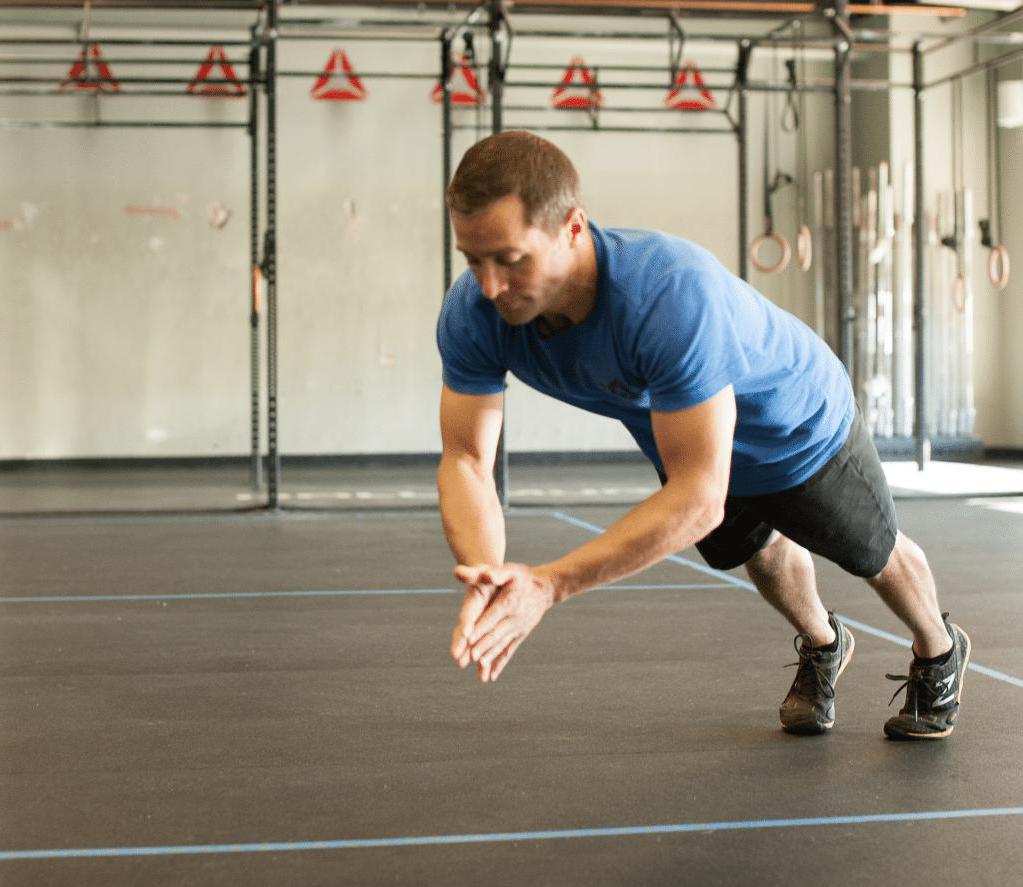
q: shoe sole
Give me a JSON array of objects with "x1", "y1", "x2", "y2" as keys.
[
  {"x1": 781, "y1": 628, "x2": 855, "y2": 735},
  {"x1": 883, "y1": 626, "x2": 971, "y2": 741}
]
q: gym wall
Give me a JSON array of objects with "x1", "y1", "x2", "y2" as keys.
[{"x1": 1, "y1": 11, "x2": 1018, "y2": 460}]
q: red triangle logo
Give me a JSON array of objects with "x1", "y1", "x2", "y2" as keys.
[
  {"x1": 60, "y1": 44, "x2": 119, "y2": 92},
  {"x1": 311, "y1": 49, "x2": 367, "y2": 102},
  {"x1": 664, "y1": 63, "x2": 716, "y2": 111},
  {"x1": 552, "y1": 57, "x2": 603, "y2": 110},
  {"x1": 187, "y1": 45, "x2": 245, "y2": 98},
  {"x1": 431, "y1": 56, "x2": 484, "y2": 106}
]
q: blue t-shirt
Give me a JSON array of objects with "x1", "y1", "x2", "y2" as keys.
[{"x1": 436, "y1": 222, "x2": 854, "y2": 496}]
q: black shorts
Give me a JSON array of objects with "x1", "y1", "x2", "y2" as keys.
[{"x1": 659, "y1": 407, "x2": 899, "y2": 578}]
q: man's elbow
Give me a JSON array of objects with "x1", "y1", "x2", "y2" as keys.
[
  {"x1": 700, "y1": 494, "x2": 726, "y2": 538},
  {"x1": 663, "y1": 476, "x2": 727, "y2": 542}
]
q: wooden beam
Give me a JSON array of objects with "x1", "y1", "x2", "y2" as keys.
[{"x1": 849, "y1": 3, "x2": 966, "y2": 14}]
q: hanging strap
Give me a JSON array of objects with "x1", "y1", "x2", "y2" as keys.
[
  {"x1": 781, "y1": 58, "x2": 800, "y2": 133},
  {"x1": 981, "y1": 69, "x2": 1011, "y2": 291},
  {"x1": 750, "y1": 84, "x2": 792, "y2": 274}
]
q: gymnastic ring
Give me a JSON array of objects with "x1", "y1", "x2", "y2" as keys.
[
  {"x1": 796, "y1": 224, "x2": 813, "y2": 272},
  {"x1": 988, "y1": 245, "x2": 1010, "y2": 291},
  {"x1": 951, "y1": 273, "x2": 967, "y2": 314},
  {"x1": 251, "y1": 265, "x2": 263, "y2": 314},
  {"x1": 750, "y1": 231, "x2": 792, "y2": 274}
]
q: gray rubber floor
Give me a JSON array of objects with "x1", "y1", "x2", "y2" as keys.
[{"x1": 1, "y1": 495, "x2": 1021, "y2": 885}]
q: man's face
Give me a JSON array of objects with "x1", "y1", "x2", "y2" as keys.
[{"x1": 451, "y1": 195, "x2": 574, "y2": 325}]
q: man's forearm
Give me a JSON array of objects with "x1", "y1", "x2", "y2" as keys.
[
  {"x1": 437, "y1": 454, "x2": 507, "y2": 565},
  {"x1": 536, "y1": 478, "x2": 724, "y2": 603}
]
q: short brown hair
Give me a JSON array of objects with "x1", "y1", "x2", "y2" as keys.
[{"x1": 446, "y1": 130, "x2": 582, "y2": 232}]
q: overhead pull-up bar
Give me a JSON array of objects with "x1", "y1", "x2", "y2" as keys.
[
  {"x1": 284, "y1": 0, "x2": 967, "y2": 17},
  {"x1": 505, "y1": 0, "x2": 967, "y2": 14}
]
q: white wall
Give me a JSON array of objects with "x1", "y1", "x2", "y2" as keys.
[{"x1": 1, "y1": 7, "x2": 1019, "y2": 459}]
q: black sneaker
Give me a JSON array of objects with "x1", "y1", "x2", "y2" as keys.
[
  {"x1": 780, "y1": 612, "x2": 855, "y2": 735},
  {"x1": 883, "y1": 615, "x2": 971, "y2": 741}
]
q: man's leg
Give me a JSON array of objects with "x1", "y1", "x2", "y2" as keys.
[
  {"x1": 868, "y1": 531, "x2": 970, "y2": 740},
  {"x1": 866, "y1": 531, "x2": 951, "y2": 658},
  {"x1": 739, "y1": 487, "x2": 968, "y2": 739},
  {"x1": 739, "y1": 531, "x2": 854, "y2": 734},
  {"x1": 746, "y1": 529, "x2": 950, "y2": 659},
  {"x1": 744, "y1": 530, "x2": 834, "y2": 647}
]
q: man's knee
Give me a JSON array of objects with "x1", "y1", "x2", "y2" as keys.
[
  {"x1": 744, "y1": 530, "x2": 788, "y2": 573},
  {"x1": 869, "y1": 531, "x2": 927, "y2": 582}
]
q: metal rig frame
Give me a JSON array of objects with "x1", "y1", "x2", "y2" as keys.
[
  {"x1": 0, "y1": 3, "x2": 274, "y2": 502},
  {"x1": 3, "y1": 0, "x2": 1022, "y2": 511}
]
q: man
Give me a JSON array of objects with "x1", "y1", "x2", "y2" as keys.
[{"x1": 436, "y1": 130, "x2": 970, "y2": 741}]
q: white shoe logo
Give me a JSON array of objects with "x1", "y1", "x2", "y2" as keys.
[{"x1": 934, "y1": 673, "x2": 957, "y2": 707}]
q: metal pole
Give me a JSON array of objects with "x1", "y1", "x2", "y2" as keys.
[
  {"x1": 0, "y1": 121, "x2": 249, "y2": 129},
  {"x1": 912, "y1": 42, "x2": 930, "y2": 471},
  {"x1": 831, "y1": 1, "x2": 855, "y2": 374},
  {"x1": 488, "y1": 0, "x2": 509, "y2": 509},
  {"x1": 248, "y1": 27, "x2": 262, "y2": 492},
  {"x1": 489, "y1": 2, "x2": 506, "y2": 134},
  {"x1": 265, "y1": 0, "x2": 281, "y2": 507},
  {"x1": 451, "y1": 124, "x2": 735, "y2": 134},
  {"x1": 442, "y1": 29, "x2": 454, "y2": 295},
  {"x1": 737, "y1": 40, "x2": 751, "y2": 282}
]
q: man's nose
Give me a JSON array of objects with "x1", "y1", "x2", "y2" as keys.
[{"x1": 477, "y1": 264, "x2": 508, "y2": 301}]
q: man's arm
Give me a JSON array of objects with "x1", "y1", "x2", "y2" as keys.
[
  {"x1": 437, "y1": 384, "x2": 506, "y2": 567},
  {"x1": 535, "y1": 385, "x2": 736, "y2": 602},
  {"x1": 451, "y1": 386, "x2": 736, "y2": 682},
  {"x1": 438, "y1": 384, "x2": 509, "y2": 676},
  {"x1": 453, "y1": 386, "x2": 737, "y2": 682}
]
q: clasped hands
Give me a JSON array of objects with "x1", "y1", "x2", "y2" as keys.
[{"x1": 449, "y1": 562, "x2": 557, "y2": 683}]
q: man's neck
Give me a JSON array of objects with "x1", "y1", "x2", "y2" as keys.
[{"x1": 541, "y1": 229, "x2": 599, "y2": 328}]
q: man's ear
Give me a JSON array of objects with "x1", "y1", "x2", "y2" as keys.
[{"x1": 564, "y1": 208, "x2": 586, "y2": 244}]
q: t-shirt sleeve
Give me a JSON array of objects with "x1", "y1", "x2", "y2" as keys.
[
  {"x1": 637, "y1": 265, "x2": 751, "y2": 412},
  {"x1": 436, "y1": 274, "x2": 508, "y2": 395}
]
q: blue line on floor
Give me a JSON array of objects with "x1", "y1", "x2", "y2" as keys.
[
  {"x1": 3, "y1": 806, "x2": 1022, "y2": 860},
  {"x1": 961, "y1": 663, "x2": 1023, "y2": 688},
  {"x1": 550, "y1": 511, "x2": 1023, "y2": 689},
  {"x1": 599, "y1": 583, "x2": 734, "y2": 591},
  {"x1": 0, "y1": 589, "x2": 458, "y2": 604},
  {"x1": 0, "y1": 583, "x2": 733, "y2": 605},
  {"x1": 826, "y1": 618, "x2": 1023, "y2": 686},
  {"x1": 551, "y1": 512, "x2": 757, "y2": 590}
]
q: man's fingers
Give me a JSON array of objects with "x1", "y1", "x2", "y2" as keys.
[
  {"x1": 454, "y1": 563, "x2": 497, "y2": 585},
  {"x1": 455, "y1": 563, "x2": 518, "y2": 589},
  {"x1": 451, "y1": 625, "x2": 469, "y2": 662},
  {"x1": 489, "y1": 636, "x2": 525, "y2": 681},
  {"x1": 453, "y1": 564, "x2": 481, "y2": 584},
  {"x1": 456, "y1": 583, "x2": 493, "y2": 639},
  {"x1": 451, "y1": 581, "x2": 498, "y2": 665},
  {"x1": 477, "y1": 565, "x2": 514, "y2": 588},
  {"x1": 451, "y1": 597, "x2": 480, "y2": 661},
  {"x1": 471, "y1": 618, "x2": 513, "y2": 664},
  {"x1": 467, "y1": 601, "x2": 508, "y2": 645}
]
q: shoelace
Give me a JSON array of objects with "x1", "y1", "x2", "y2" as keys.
[
  {"x1": 784, "y1": 633, "x2": 837, "y2": 700},
  {"x1": 885, "y1": 664, "x2": 949, "y2": 721}
]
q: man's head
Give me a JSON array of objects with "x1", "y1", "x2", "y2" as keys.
[
  {"x1": 447, "y1": 131, "x2": 592, "y2": 326},
  {"x1": 446, "y1": 130, "x2": 581, "y2": 232}
]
